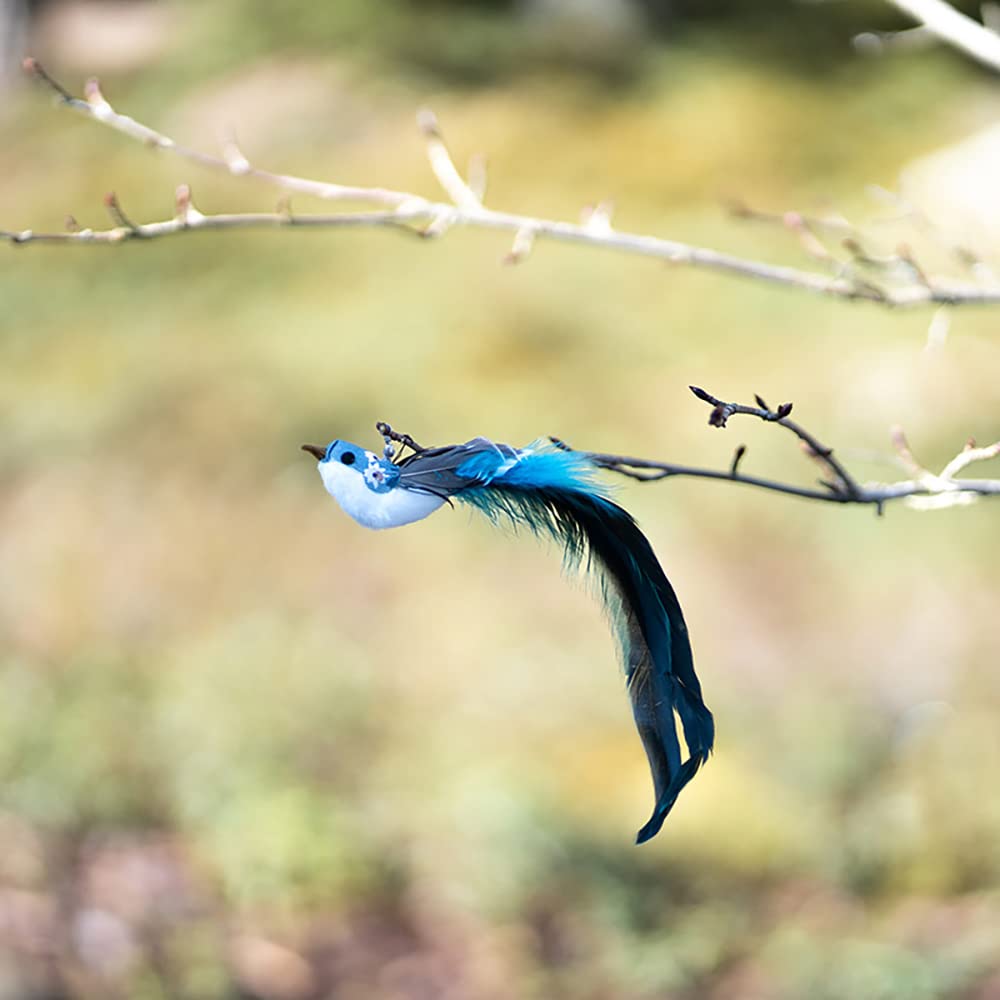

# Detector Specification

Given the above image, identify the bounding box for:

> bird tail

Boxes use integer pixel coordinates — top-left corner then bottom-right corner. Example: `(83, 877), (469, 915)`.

(458, 447), (714, 843)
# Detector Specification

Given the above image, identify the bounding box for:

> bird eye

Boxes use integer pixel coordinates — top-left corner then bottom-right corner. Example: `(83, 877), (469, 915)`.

(341, 452), (356, 466)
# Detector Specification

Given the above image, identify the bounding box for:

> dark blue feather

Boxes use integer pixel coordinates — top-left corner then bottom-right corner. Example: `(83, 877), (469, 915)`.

(399, 440), (714, 842)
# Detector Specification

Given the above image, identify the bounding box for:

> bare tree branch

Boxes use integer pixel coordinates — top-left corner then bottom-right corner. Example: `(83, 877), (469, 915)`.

(8, 60), (1000, 309)
(883, 0), (1000, 72)
(1, 187), (427, 245)
(551, 387), (1000, 514)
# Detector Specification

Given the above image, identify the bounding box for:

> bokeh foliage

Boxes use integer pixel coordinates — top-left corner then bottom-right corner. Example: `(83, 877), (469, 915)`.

(2, 1), (1000, 997)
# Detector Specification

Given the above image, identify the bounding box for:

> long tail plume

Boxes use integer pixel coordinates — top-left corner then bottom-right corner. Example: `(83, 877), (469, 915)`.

(456, 446), (714, 843)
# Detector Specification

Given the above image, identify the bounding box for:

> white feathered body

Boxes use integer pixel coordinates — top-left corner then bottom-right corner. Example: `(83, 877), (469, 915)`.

(318, 456), (444, 529)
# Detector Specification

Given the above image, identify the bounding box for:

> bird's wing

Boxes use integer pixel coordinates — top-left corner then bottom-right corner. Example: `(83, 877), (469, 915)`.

(396, 438), (517, 497)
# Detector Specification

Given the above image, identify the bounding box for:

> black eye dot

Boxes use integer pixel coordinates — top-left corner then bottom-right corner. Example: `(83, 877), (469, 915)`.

(341, 452), (356, 466)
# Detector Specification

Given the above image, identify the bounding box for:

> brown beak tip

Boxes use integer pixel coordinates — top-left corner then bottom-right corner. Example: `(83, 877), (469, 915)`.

(301, 443), (326, 460)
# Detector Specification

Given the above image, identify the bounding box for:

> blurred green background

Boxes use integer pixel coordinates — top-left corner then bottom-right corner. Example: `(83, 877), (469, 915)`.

(2, 1), (1000, 997)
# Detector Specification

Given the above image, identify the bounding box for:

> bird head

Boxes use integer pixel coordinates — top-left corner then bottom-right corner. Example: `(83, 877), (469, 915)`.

(301, 439), (399, 501)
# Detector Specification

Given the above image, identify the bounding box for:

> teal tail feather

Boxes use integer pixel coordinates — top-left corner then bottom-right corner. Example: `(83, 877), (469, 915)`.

(457, 449), (714, 843)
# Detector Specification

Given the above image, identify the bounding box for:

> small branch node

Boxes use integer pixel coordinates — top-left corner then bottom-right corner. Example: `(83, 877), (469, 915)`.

(504, 226), (537, 265)
(708, 403), (733, 428)
(174, 184), (204, 225)
(418, 208), (455, 239)
(103, 191), (137, 232)
(83, 77), (113, 119)
(730, 445), (747, 476)
(582, 201), (615, 235)
(221, 134), (252, 176)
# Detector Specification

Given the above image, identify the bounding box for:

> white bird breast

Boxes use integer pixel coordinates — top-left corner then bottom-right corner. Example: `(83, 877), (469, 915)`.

(317, 458), (445, 530)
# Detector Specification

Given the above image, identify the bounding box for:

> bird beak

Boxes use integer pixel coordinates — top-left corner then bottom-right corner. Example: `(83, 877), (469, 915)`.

(301, 444), (327, 460)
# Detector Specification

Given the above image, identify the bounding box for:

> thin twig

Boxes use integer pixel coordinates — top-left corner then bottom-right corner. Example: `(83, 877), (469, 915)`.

(553, 387), (1000, 513)
(1, 183), (430, 244)
(940, 438), (1000, 478)
(10, 60), (1000, 309)
(376, 422), (427, 459)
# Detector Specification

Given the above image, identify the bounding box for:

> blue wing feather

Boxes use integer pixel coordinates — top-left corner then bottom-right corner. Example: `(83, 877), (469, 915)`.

(398, 439), (713, 842)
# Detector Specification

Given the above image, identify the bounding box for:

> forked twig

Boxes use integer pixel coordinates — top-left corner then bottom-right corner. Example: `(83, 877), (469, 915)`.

(553, 387), (1000, 513)
(376, 422), (427, 461)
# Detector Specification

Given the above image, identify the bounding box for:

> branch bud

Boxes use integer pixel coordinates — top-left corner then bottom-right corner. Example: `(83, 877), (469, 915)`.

(504, 226), (536, 265)
(416, 108), (442, 139)
(581, 201), (614, 235)
(222, 135), (252, 176)
(709, 405), (729, 428)
(84, 77), (107, 107)
(175, 184), (208, 226)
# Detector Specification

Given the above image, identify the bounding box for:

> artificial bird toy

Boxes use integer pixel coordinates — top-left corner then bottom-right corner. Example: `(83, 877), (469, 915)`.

(302, 429), (714, 843)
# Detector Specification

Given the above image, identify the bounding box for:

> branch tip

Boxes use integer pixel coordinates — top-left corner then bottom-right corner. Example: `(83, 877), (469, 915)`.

(582, 201), (615, 235)
(103, 192), (137, 232)
(504, 226), (536, 265)
(416, 108), (441, 139)
(84, 77), (105, 106)
(22, 57), (74, 102)
(219, 130), (252, 175)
